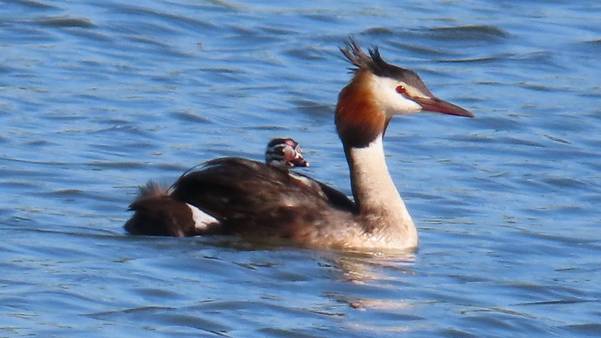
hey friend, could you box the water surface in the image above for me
[1,0,600,337]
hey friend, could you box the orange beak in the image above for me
[413,96,474,118]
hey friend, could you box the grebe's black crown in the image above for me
[340,38,433,96]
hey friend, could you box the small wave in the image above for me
[245,125,289,131]
[439,55,505,64]
[35,16,94,28]
[11,0,57,10]
[290,99,332,116]
[125,35,191,58]
[561,323,601,335]
[389,42,453,56]
[285,46,328,61]
[170,111,212,124]
[516,297,597,306]
[542,177,588,190]
[87,161,146,170]
[584,38,601,46]
[104,4,216,31]
[429,25,508,40]
[518,82,560,92]
[362,27,395,36]
[87,305,232,335]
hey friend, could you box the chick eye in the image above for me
[396,85,407,94]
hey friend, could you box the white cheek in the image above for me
[370,77,422,116]
[392,93,422,115]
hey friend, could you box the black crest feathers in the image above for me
[340,37,432,96]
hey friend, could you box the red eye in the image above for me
[396,85,406,94]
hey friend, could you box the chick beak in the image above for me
[289,153,309,167]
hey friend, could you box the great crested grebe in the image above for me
[125,39,473,250]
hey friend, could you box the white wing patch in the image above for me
[186,203,219,230]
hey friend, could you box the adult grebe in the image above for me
[124,39,473,250]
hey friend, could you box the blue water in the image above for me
[1,0,600,337]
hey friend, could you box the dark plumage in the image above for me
[124,182,212,237]
[125,157,355,240]
[171,158,355,234]
[341,38,433,96]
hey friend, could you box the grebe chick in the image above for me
[125,39,473,250]
[265,137,308,169]
[266,138,357,212]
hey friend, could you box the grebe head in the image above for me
[265,138,308,168]
[336,39,473,147]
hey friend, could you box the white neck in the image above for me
[345,135,417,246]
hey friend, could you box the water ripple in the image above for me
[35,16,95,28]
[3,0,57,10]
[428,25,509,40]
[1,0,600,337]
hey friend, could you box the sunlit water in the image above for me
[1,0,600,337]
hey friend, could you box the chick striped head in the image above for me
[265,138,308,168]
